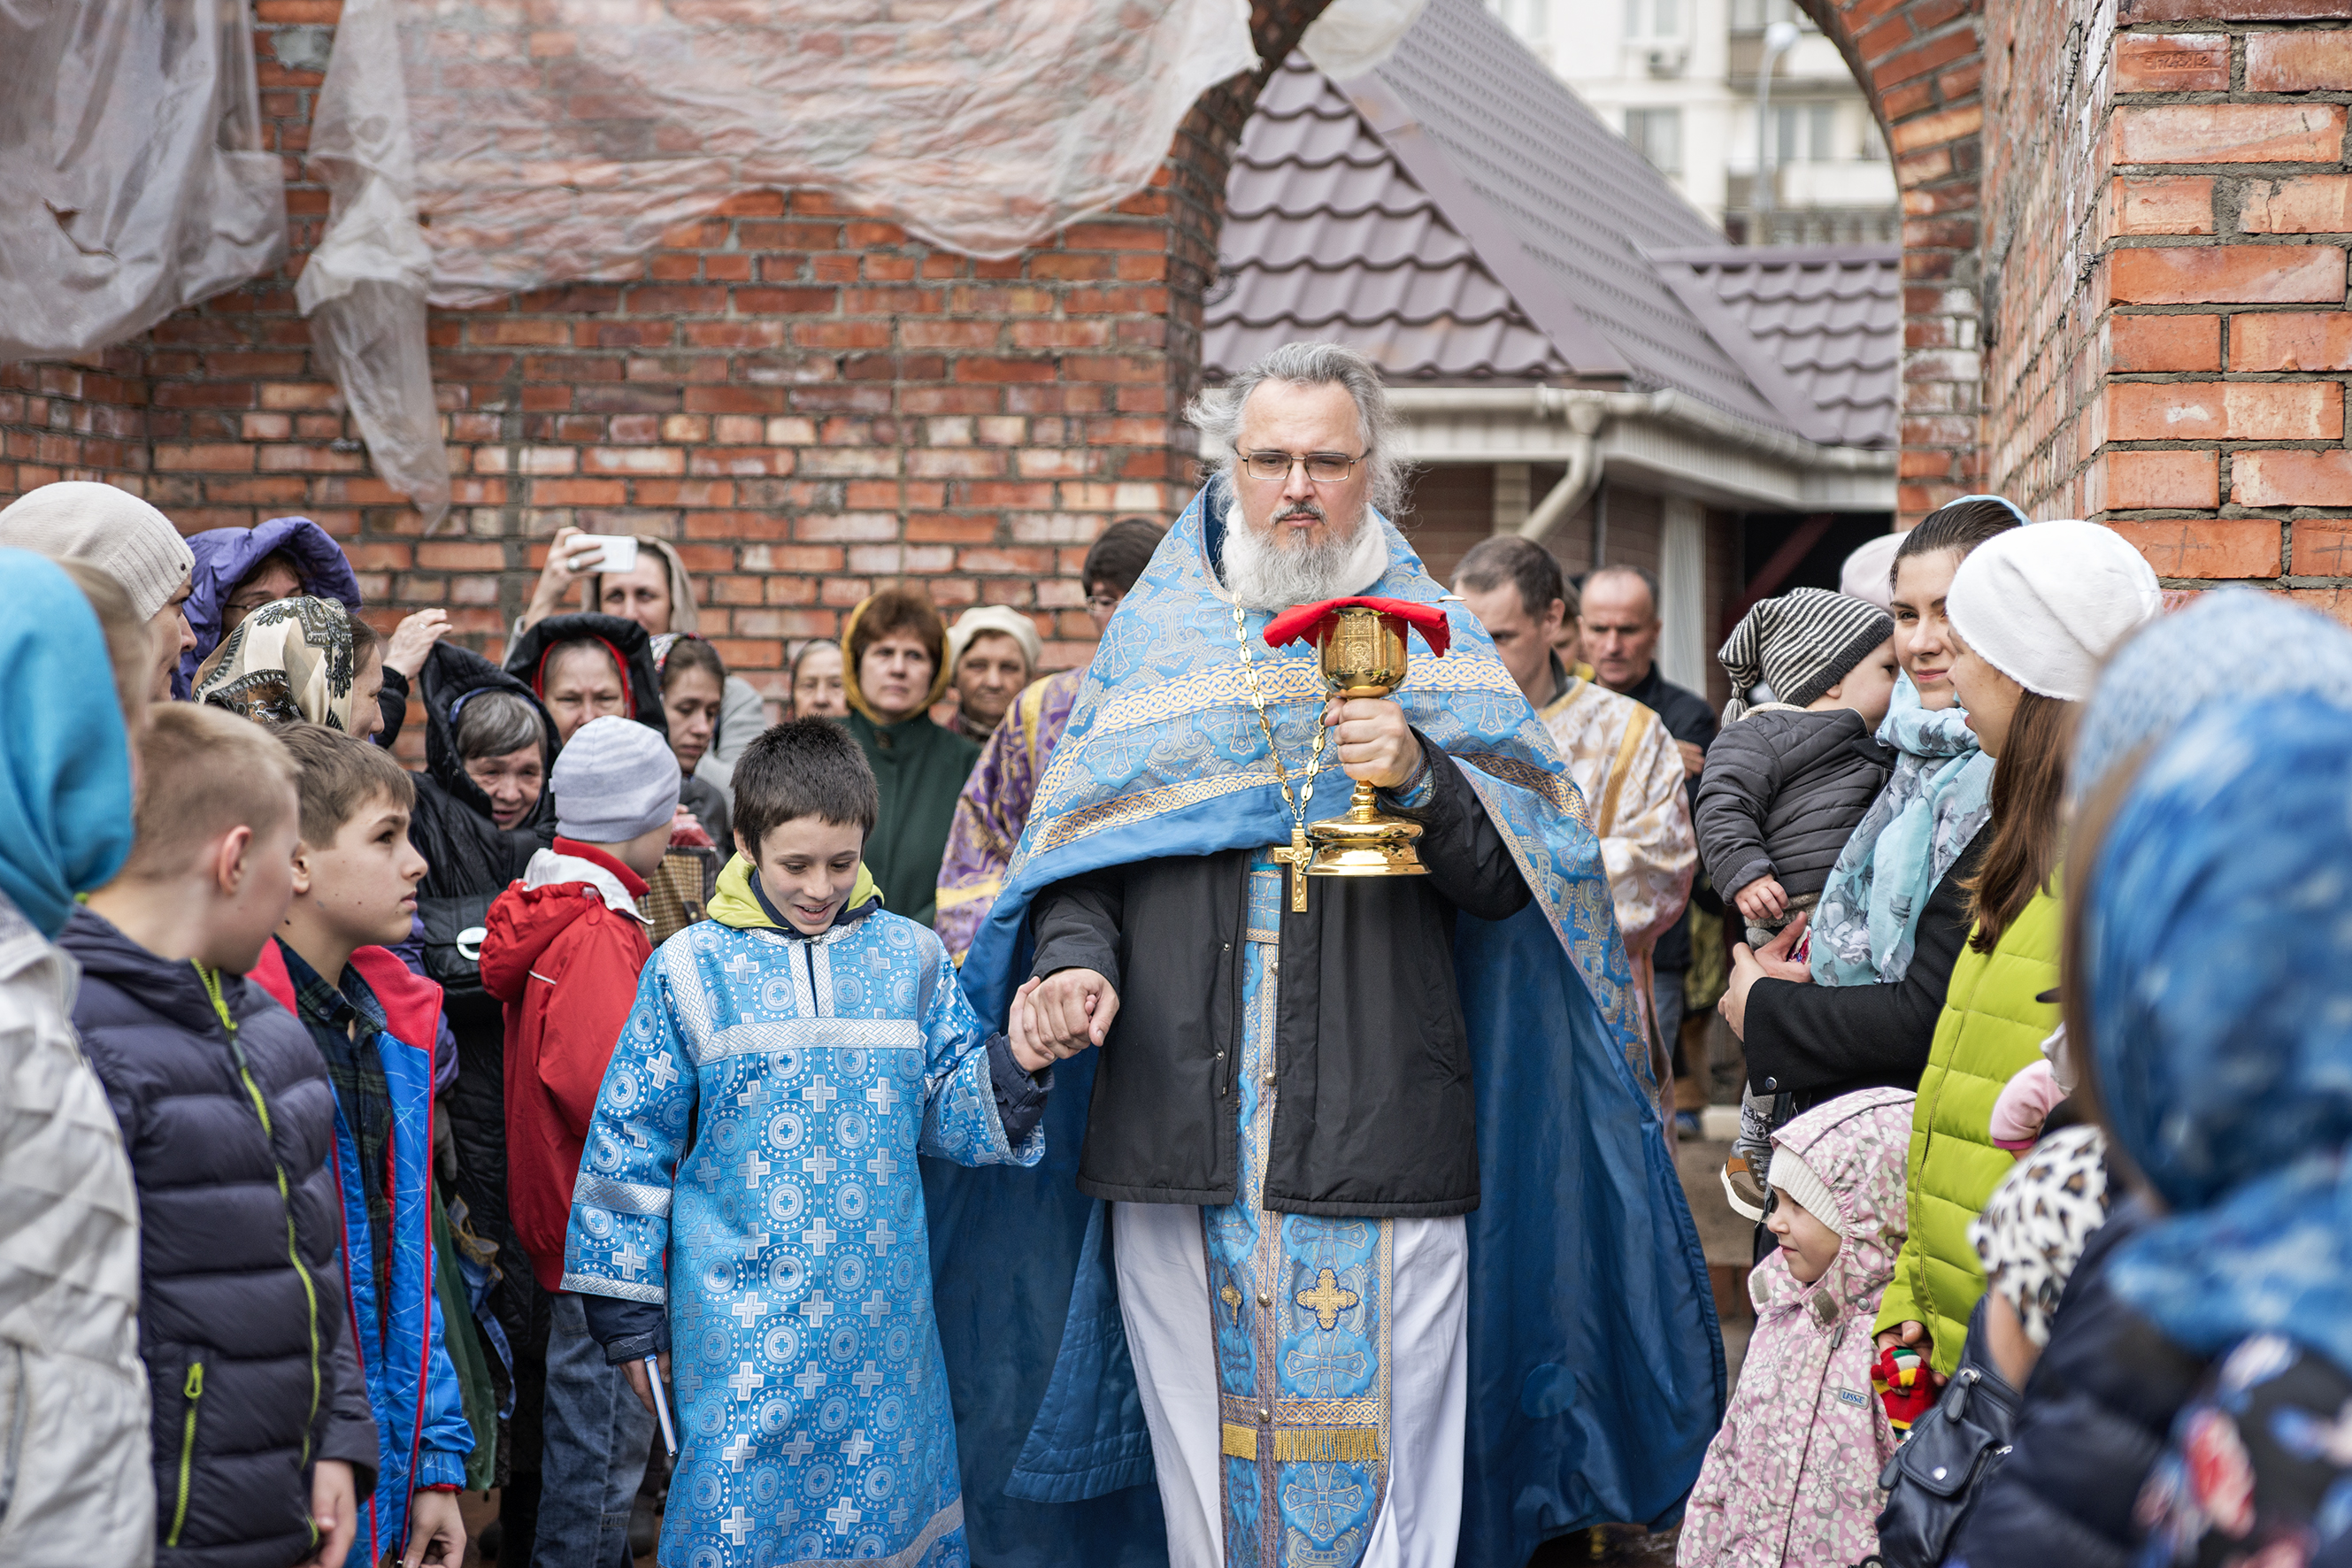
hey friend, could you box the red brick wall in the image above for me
[1805,0,2352,619]
[2079,5,2352,613]
[1802,0,1988,526]
[1,2,1332,700]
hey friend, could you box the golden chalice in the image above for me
[1305,605,1428,879]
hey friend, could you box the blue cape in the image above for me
[925,481,1723,1565]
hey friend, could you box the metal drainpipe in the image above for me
[1754,19,1799,241]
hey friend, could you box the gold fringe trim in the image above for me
[1272,1426,1382,1464]
[1221,1423,1258,1459]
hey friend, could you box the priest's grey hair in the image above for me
[1187,341,1406,515]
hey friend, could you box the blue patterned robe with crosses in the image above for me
[563,907,1042,1568]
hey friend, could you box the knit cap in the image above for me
[1946,520,2161,702]
[1768,1147,1848,1239]
[0,481,196,621]
[1716,587,1894,724]
[946,605,1042,673]
[552,716,680,844]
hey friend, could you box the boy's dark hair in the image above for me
[733,719,880,854]
[1083,519,1167,598]
[660,634,727,692]
[275,721,417,848]
[1454,535,1568,623]
[1893,497,2024,586]
[845,585,945,673]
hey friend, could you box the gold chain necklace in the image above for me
[1234,600,1326,911]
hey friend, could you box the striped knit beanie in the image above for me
[0,481,195,621]
[1717,587,1894,724]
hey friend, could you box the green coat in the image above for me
[844,710,980,929]
[1873,882,2062,1374]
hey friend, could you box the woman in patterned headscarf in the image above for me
[193,595,387,740]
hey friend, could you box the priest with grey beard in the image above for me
[1009,343,1538,1567]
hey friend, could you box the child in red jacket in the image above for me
[480,714,678,1566]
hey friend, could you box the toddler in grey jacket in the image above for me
[1696,587,1897,1216]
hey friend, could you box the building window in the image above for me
[1768,102,1839,164]
[1729,0,1807,29]
[1624,0,1680,39]
[1860,113,1887,161]
[1626,107,1682,174]
[1488,0,1548,39]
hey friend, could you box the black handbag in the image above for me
[1866,1295,2020,1568]
[415,892,494,1005]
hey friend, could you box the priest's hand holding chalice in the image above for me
[1261,595,1456,900]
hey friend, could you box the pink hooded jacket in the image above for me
[1679,1088,1917,1568]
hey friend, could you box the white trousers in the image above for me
[1112,1200,1470,1568]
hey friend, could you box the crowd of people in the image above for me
[1,336,2348,1568]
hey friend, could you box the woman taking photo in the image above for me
[1722,519,2158,1376]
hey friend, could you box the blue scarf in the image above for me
[1808,673,1993,985]
[2092,696,2352,1373]
[0,549,134,937]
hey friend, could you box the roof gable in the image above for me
[1206,0,1901,450]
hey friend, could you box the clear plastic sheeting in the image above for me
[297,0,446,525]
[1298,0,1430,80]
[0,0,287,363]
[300,0,1260,524]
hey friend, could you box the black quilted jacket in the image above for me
[62,909,380,1568]
[1948,1196,2210,1568]
[1694,706,1892,904]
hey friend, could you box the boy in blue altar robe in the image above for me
[562,719,1053,1566]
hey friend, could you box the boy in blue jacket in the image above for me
[257,724,472,1566]
[563,719,1052,1566]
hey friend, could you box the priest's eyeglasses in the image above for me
[1241,450,1364,484]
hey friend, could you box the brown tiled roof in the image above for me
[1650,244,1902,448]
[1204,0,1901,450]
[1209,57,1570,382]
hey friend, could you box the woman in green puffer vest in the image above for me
[1871,521,2160,1378]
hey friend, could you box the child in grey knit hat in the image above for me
[1695,587,1900,1218]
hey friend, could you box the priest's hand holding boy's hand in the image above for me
[1018,968,1118,1067]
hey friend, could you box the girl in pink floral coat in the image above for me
[1679,1087,1917,1568]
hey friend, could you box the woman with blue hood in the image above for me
[0,550,154,1565]
[2090,692,2352,1568]
[1948,593,2352,1568]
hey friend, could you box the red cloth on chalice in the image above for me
[1259,596,1453,658]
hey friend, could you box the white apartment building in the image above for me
[1487,0,1898,244]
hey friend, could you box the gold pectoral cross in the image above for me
[1271,826,1312,912]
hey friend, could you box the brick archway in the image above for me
[1800,0,1987,526]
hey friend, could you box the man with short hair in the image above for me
[1456,537,1693,1061]
[1580,563,1719,1122]
[937,342,1721,1568]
